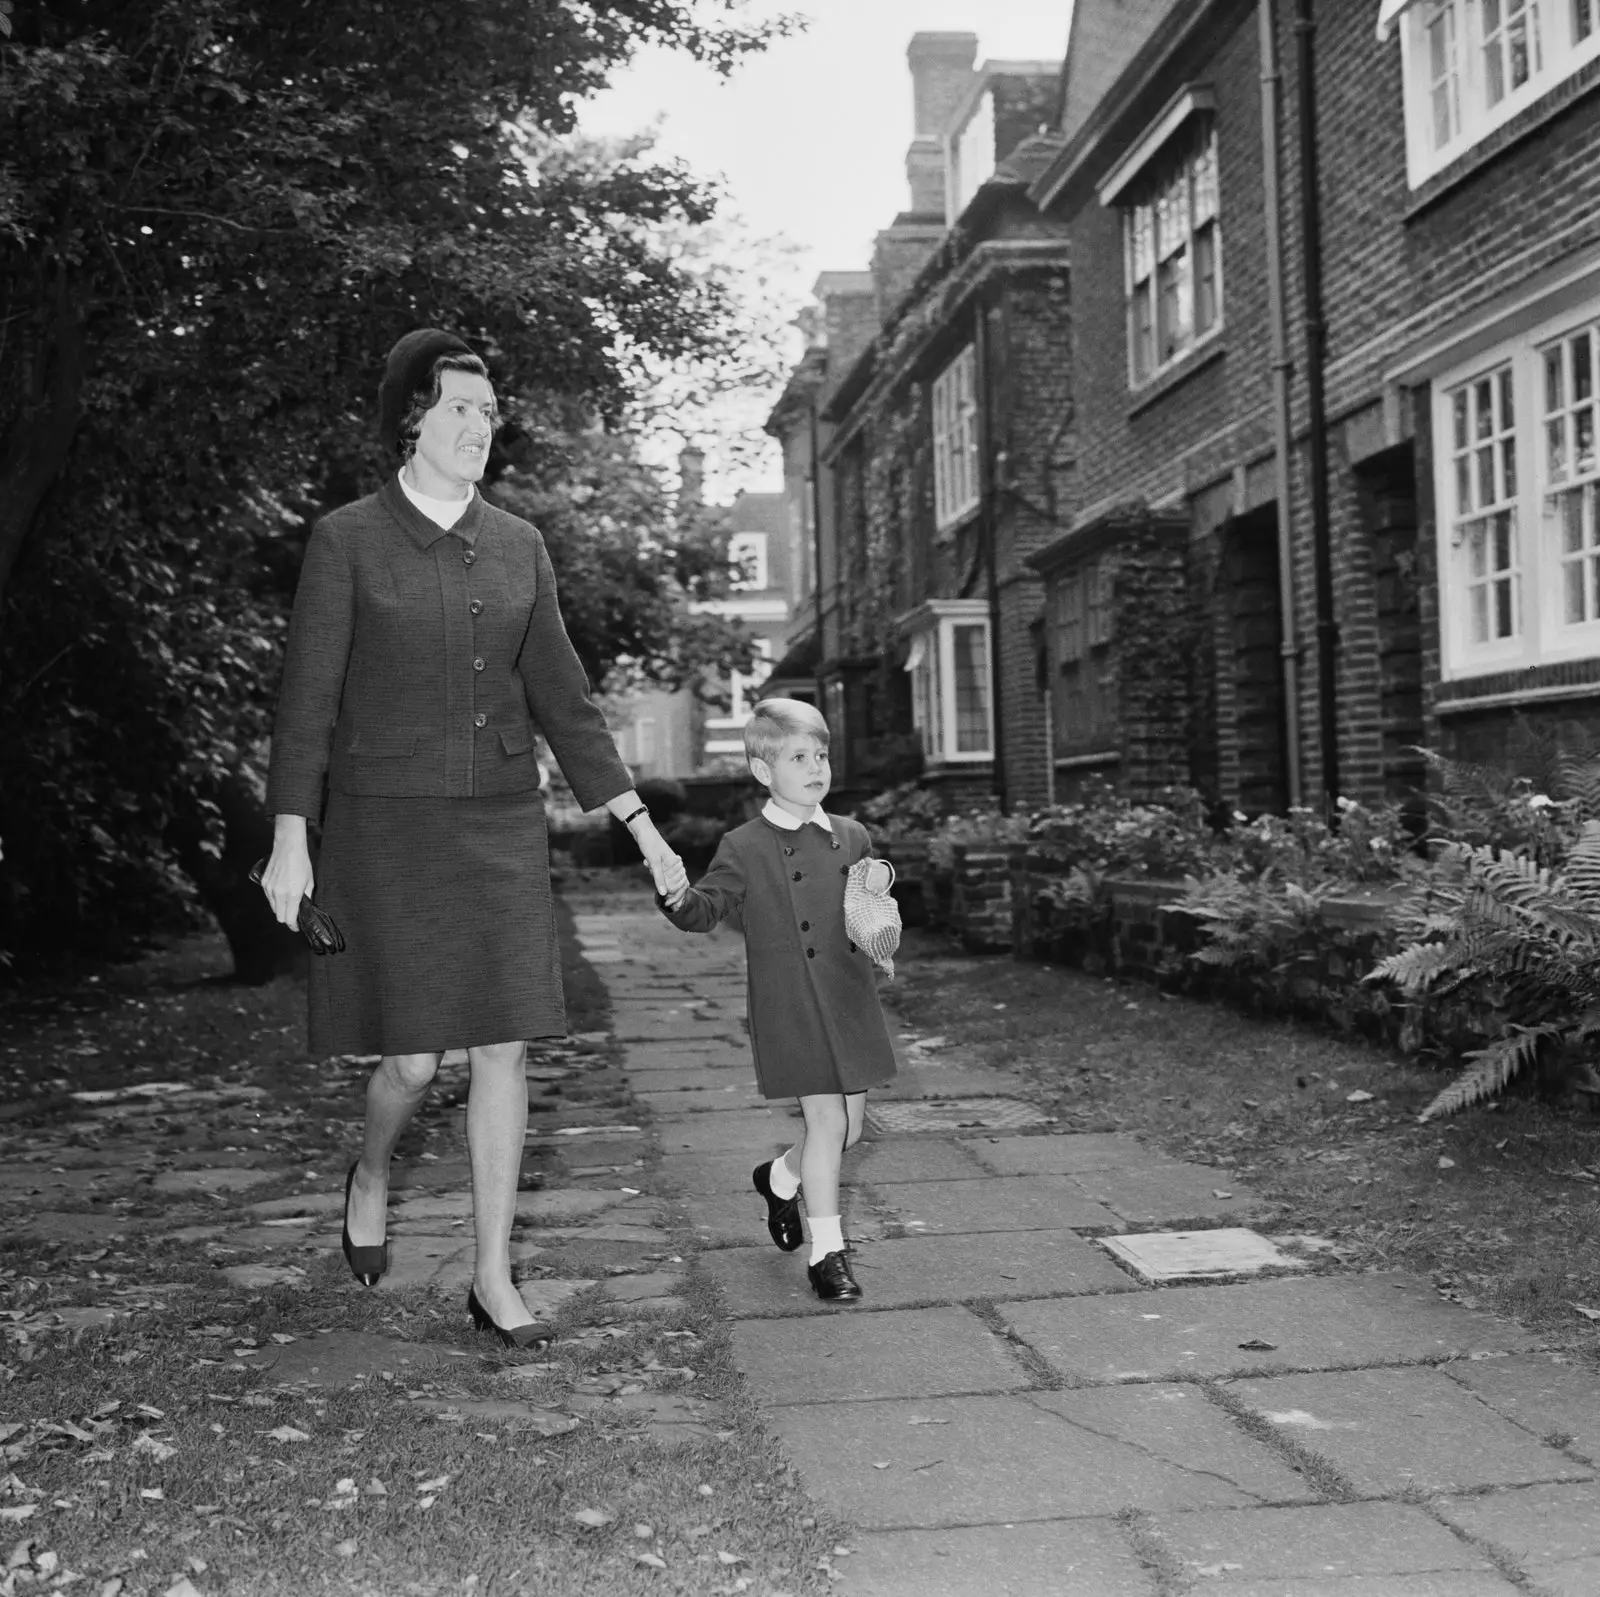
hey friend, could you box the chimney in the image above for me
[677,445,704,513]
[905,32,978,215]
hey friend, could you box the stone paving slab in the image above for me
[841,1521,1157,1597]
[1215,1572,1521,1595]
[657,1108,802,1154]
[1227,1366,1591,1494]
[610,1019,745,1042]
[1146,1500,1505,1588]
[734,1306,1031,1405]
[653,1151,762,1196]
[635,1085,768,1114]
[960,1132,1167,1175]
[1101,1228,1306,1284]
[601,1271,686,1304]
[875,1064,1027,1101]
[620,1068,751,1095]
[1434,1481,1600,1597]
[766,1389,1311,1530]
[152,1166,290,1195]
[1071,1164,1264,1225]
[1446,1352,1600,1461]
[869,1175,1121,1234]
[702,1231,1140,1317]
[234,1330,470,1385]
[998,1274,1536,1383]
[849,1139,991,1184]
[621,1047,752,1073]
[372,1236,474,1290]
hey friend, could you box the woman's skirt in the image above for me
[306,791,563,1057]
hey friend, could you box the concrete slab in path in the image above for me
[842,1520,1157,1597]
[734,1305,1030,1405]
[766,1386,1310,1530]
[870,1175,1120,1234]
[1228,1366,1591,1494]
[152,1166,289,1195]
[849,1139,991,1185]
[653,1151,762,1196]
[657,1109,801,1155]
[961,1132,1164,1176]
[1072,1163,1264,1225]
[702,1231,1139,1317]
[1436,1481,1600,1597]
[235,1330,470,1385]
[635,1084,767,1114]
[999,1273,1536,1383]
[1146,1501,1515,1592]
[1447,1352,1600,1463]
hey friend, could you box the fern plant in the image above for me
[1368,823,1600,1119]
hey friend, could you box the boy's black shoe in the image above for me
[752,1160,804,1252]
[806,1249,862,1303]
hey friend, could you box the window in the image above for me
[901,600,993,763]
[728,532,769,591]
[1395,0,1600,186]
[703,638,774,756]
[1434,297,1600,675]
[1052,560,1116,752]
[1123,124,1222,386]
[932,346,980,533]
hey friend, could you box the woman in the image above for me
[260,329,687,1346]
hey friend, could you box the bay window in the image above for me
[901,599,994,764]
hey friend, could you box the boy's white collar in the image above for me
[761,799,834,833]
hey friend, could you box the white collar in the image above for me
[398,470,474,530]
[761,799,834,834]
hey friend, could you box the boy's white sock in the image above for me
[768,1148,801,1199]
[808,1215,844,1264]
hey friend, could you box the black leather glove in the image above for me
[249,859,346,956]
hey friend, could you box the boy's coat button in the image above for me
[784,846,795,855]
[839,865,848,876]
[806,948,815,958]
[830,839,841,850]
[801,920,810,931]
[792,871,802,881]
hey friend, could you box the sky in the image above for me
[581,1,1073,491]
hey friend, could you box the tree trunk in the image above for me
[0,292,87,606]
[166,771,304,985]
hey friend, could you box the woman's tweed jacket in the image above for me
[267,477,630,818]
[660,812,897,1099]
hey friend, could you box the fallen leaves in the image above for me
[572,1507,614,1529]
[264,1427,310,1444]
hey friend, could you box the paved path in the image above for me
[574,885,1600,1597]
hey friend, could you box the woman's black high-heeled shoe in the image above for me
[341,1163,389,1288]
[466,1286,552,1350]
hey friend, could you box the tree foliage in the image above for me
[0,0,791,971]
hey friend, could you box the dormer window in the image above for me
[728,531,769,591]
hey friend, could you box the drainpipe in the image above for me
[1258,0,1304,808]
[1293,0,1340,806]
[808,400,826,691]
[973,300,1008,814]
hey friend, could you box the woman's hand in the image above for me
[633,823,689,907]
[260,816,315,929]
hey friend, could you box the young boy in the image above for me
[657,697,897,1301]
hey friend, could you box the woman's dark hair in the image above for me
[396,352,497,460]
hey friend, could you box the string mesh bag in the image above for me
[843,858,902,979]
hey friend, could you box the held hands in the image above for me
[635,825,689,909]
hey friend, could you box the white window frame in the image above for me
[1119,122,1223,388]
[932,346,981,534]
[728,531,769,591]
[1396,0,1600,187]
[1434,294,1600,677]
[900,599,994,764]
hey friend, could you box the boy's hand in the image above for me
[660,855,690,909]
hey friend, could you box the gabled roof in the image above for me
[1059,0,1185,145]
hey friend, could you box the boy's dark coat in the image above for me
[661,813,898,1098]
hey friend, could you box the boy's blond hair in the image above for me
[744,697,830,772]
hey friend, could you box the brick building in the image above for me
[1025,0,1600,809]
[767,33,1069,812]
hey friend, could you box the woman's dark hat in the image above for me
[378,328,472,454]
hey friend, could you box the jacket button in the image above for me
[474,712,487,729]
[800,920,810,932]
[849,941,858,953]
[806,947,815,959]
[830,839,841,850]
[783,846,795,856]
[792,870,802,882]
[469,598,484,616]
[473,656,486,672]
[839,865,848,876]
[462,548,476,566]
